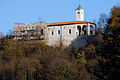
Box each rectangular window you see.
[58,30,60,34]
[69,29,71,34]
[52,31,54,35]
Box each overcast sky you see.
[0,0,119,34]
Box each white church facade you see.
[46,5,96,47]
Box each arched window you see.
[41,29,43,35]
[25,31,27,36]
[82,25,87,35]
[31,30,34,36]
[32,26,34,29]
[19,31,21,37]
[16,31,19,37]
[90,25,93,35]
[77,26,81,36]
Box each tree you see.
[106,5,120,33]
[0,32,4,50]
[98,13,108,28]
[4,29,13,40]
[96,5,120,80]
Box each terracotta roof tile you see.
[48,21,95,26]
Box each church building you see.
[46,5,96,47]
[12,5,96,48]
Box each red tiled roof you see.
[14,23,25,26]
[48,21,95,26]
[15,23,25,24]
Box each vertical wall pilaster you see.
[87,23,90,35]
[20,31,22,37]
[18,31,20,37]
[27,31,29,36]
[80,26,82,35]
[93,25,96,35]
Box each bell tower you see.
[76,5,84,21]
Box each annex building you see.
[13,5,96,47]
